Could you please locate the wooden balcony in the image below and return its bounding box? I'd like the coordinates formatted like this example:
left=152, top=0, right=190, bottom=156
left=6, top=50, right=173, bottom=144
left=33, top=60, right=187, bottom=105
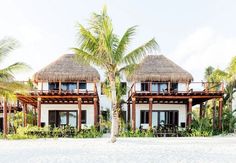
left=128, top=82, right=224, bottom=105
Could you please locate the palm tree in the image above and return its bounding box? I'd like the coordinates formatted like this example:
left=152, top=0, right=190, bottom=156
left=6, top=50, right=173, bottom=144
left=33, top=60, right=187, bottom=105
left=72, top=7, right=158, bottom=142
left=0, top=37, right=30, bottom=137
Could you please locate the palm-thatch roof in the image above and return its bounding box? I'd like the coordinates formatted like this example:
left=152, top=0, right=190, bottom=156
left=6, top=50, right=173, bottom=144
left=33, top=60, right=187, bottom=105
left=127, top=55, right=193, bottom=82
left=33, top=54, right=100, bottom=82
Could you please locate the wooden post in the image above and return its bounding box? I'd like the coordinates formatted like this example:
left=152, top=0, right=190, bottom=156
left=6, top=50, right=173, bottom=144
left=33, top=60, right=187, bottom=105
left=37, top=98, right=41, bottom=127
left=132, top=97, right=136, bottom=131
left=218, top=98, right=223, bottom=130
left=94, top=98, right=98, bottom=126
left=23, top=103, right=27, bottom=127
left=78, top=98, right=82, bottom=130
left=213, top=99, right=216, bottom=130
left=188, top=98, right=192, bottom=127
left=149, top=98, right=153, bottom=128
left=3, top=99, right=8, bottom=137
left=34, top=106, right=37, bottom=126
left=199, top=103, right=203, bottom=119
left=127, top=102, right=130, bottom=124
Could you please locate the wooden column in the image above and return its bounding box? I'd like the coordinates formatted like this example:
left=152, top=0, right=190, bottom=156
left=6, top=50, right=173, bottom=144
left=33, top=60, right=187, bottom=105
left=149, top=98, right=153, bottom=128
left=23, top=103, right=27, bottom=127
left=218, top=98, right=223, bottom=130
left=94, top=98, right=98, bottom=126
left=127, top=102, right=130, bottom=124
left=199, top=103, right=203, bottom=119
left=132, top=97, right=136, bottom=131
left=188, top=98, right=192, bottom=127
left=34, top=106, right=37, bottom=126
left=3, top=99, right=8, bottom=137
left=37, top=98, right=41, bottom=127
left=78, top=98, right=82, bottom=130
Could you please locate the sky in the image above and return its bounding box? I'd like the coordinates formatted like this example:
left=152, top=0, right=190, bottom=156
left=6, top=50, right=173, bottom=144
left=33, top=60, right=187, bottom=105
left=1, top=0, right=236, bottom=82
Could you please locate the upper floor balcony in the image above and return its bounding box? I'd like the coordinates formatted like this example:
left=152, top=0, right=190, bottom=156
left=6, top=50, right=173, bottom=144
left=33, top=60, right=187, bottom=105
left=128, top=81, right=224, bottom=98
left=33, top=81, right=98, bottom=96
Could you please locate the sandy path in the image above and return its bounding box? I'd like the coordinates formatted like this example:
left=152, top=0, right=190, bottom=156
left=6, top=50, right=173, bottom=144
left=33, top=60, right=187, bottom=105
left=0, top=137, right=236, bottom=163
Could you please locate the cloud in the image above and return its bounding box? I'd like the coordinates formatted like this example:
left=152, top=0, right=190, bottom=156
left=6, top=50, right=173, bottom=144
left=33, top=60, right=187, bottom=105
left=171, top=27, right=236, bottom=81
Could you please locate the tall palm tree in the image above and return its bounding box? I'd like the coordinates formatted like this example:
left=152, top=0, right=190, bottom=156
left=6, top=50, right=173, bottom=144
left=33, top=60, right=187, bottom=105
left=0, top=37, right=30, bottom=136
left=72, top=7, right=158, bottom=142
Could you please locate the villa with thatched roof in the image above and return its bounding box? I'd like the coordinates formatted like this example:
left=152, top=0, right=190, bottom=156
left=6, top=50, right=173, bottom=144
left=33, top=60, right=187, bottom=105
left=16, top=54, right=100, bottom=129
left=127, top=55, right=224, bottom=131
left=1, top=54, right=224, bottom=134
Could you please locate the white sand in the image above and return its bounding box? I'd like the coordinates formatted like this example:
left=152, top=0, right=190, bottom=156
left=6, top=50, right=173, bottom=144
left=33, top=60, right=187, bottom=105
left=0, top=137, right=236, bottom=163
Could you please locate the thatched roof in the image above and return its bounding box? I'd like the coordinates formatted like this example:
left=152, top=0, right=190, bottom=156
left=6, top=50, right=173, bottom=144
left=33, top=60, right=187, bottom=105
left=128, top=55, right=193, bottom=82
left=33, top=54, right=100, bottom=82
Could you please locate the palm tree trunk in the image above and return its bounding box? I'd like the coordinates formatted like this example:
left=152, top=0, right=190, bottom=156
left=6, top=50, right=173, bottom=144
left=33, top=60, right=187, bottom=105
left=109, top=73, right=117, bottom=143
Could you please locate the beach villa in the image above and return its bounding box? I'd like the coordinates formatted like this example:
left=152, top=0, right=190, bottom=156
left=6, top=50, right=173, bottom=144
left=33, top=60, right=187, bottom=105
left=0, top=54, right=224, bottom=132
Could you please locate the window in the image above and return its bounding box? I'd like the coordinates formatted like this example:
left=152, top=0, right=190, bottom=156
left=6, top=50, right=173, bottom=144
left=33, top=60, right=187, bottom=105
left=61, top=82, right=77, bottom=91
left=159, top=83, right=167, bottom=92
left=120, top=82, right=127, bottom=95
left=79, top=81, right=87, bottom=89
left=171, top=83, right=178, bottom=92
left=48, top=110, right=78, bottom=127
left=141, top=82, right=149, bottom=91
left=49, top=82, right=59, bottom=90
left=140, top=110, right=149, bottom=123
left=151, top=83, right=158, bottom=92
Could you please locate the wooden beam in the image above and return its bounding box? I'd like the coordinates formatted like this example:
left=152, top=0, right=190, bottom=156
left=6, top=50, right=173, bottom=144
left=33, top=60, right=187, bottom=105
left=78, top=98, right=82, bottom=130
left=132, top=97, right=136, bottom=131
left=149, top=98, right=153, bottom=128
left=37, top=98, right=41, bottom=127
left=219, top=98, right=223, bottom=130
left=3, top=99, right=8, bottom=137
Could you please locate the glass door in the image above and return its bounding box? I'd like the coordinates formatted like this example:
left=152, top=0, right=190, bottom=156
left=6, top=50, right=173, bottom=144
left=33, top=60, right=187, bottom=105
left=152, top=112, right=158, bottom=128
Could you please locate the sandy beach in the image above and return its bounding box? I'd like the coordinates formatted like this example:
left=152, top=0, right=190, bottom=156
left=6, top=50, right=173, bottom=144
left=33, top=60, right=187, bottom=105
left=0, top=136, right=236, bottom=163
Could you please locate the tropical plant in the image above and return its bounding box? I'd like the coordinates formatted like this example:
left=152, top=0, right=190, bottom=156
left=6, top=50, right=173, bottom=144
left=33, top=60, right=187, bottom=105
left=0, top=37, right=30, bottom=136
left=72, top=7, right=158, bottom=142
left=222, top=108, right=236, bottom=133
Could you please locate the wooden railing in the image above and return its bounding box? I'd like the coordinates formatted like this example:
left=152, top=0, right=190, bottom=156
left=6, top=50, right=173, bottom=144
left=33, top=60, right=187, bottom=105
left=128, top=82, right=224, bottom=97
left=26, top=82, right=99, bottom=95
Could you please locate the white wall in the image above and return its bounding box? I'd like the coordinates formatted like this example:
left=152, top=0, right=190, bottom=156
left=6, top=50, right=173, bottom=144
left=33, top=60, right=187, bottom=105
left=41, top=104, right=94, bottom=128
left=37, top=82, right=48, bottom=91
left=133, top=104, right=187, bottom=129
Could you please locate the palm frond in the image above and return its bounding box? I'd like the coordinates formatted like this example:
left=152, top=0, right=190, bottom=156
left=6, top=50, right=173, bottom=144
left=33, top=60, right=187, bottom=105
left=115, top=26, right=137, bottom=64
left=119, top=64, right=138, bottom=77
left=122, top=38, right=158, bottom=65
left=0, top=37, right=19, bottom=63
